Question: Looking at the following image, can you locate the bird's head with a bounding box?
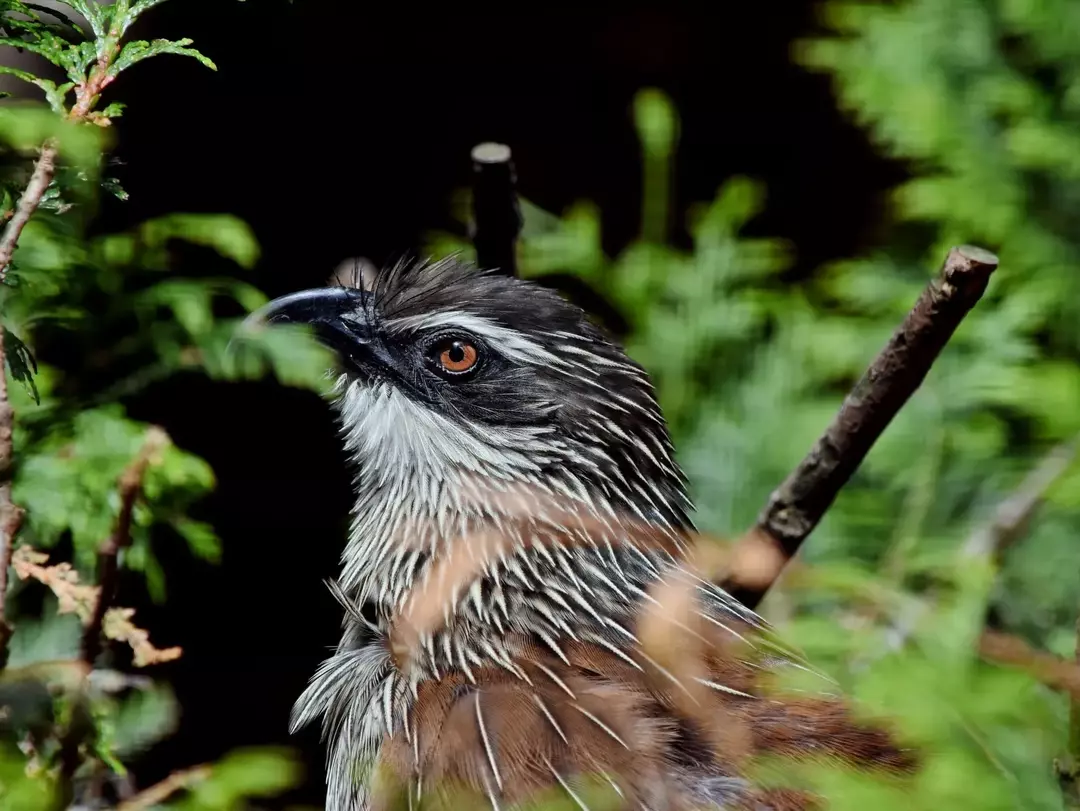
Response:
[252,258,692,557]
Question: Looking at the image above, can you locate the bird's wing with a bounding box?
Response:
[371,630,914,811]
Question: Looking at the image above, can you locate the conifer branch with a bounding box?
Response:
[0,6,130,658]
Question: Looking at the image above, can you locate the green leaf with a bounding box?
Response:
[0,34,66,68]
[139,280,214,336]
[0,5,79,49]
[63,0,107,40]
[110,37,217,76]
[123,533,169,601]
[0,64,51,94]
[109,683,180,758]
[3,327,38,404]
[0,104,106,170]
[101,175,129,201]
[517,196,564,238]
[36,181,73,214]
[4,608,80,668]
[100,101,126,119]
[22,3,87,37]
[40,81,74,115]
[129,0,170,18]
[0,0,39,15]
[170,748,302,811]
[212,319,335,391]
[11,408,213,573]
[137,214,261,269]
[174,518,221,564]
[65,39,97,82]
[0,742,54,807]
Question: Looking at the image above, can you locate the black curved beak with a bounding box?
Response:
[242,286,378,366]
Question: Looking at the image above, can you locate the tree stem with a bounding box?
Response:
[0,325,25,669]
[0,140,58,282]
[723,245,1000,609]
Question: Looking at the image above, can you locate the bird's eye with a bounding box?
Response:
[432,338,480,376]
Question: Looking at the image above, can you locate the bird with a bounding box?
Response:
[248,258,915,811]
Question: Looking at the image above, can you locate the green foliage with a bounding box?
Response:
[795,0,1080,356]
[792,0,1080,627]
[13,396,218,589]
[0,0,215,115]
[0,741,55,806]
[777,4,1080,799]
[167,749,303,811]
[0,103,104,166]
[2,0,1075,806]
[0,1,324,807]
[425,36,1080,801]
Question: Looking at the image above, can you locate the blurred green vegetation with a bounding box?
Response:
[0,1,328,808]
[427,1,1080,808]
[2,0,1080,808]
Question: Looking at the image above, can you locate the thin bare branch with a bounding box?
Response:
[979,629,1080,701]
[115,764,212,811]
[80,426,169,665]
[723,245,1000,609]
[56,427,170,805]
[11,546,183,667]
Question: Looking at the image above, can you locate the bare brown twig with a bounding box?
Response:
[978,630,1080,700]
[10,544,181,668]
[80,427,169,666]
[722,245,1000,609]
[115,764,211,811]
[0,135,60,677]
[54,428,171,806]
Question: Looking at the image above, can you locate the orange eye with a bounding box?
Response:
[437,340,479,374]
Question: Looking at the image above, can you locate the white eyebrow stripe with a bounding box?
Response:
[385,310,569,367]
[556,342,635,371]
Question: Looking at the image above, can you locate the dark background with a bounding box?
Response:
[76,1,904,804]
